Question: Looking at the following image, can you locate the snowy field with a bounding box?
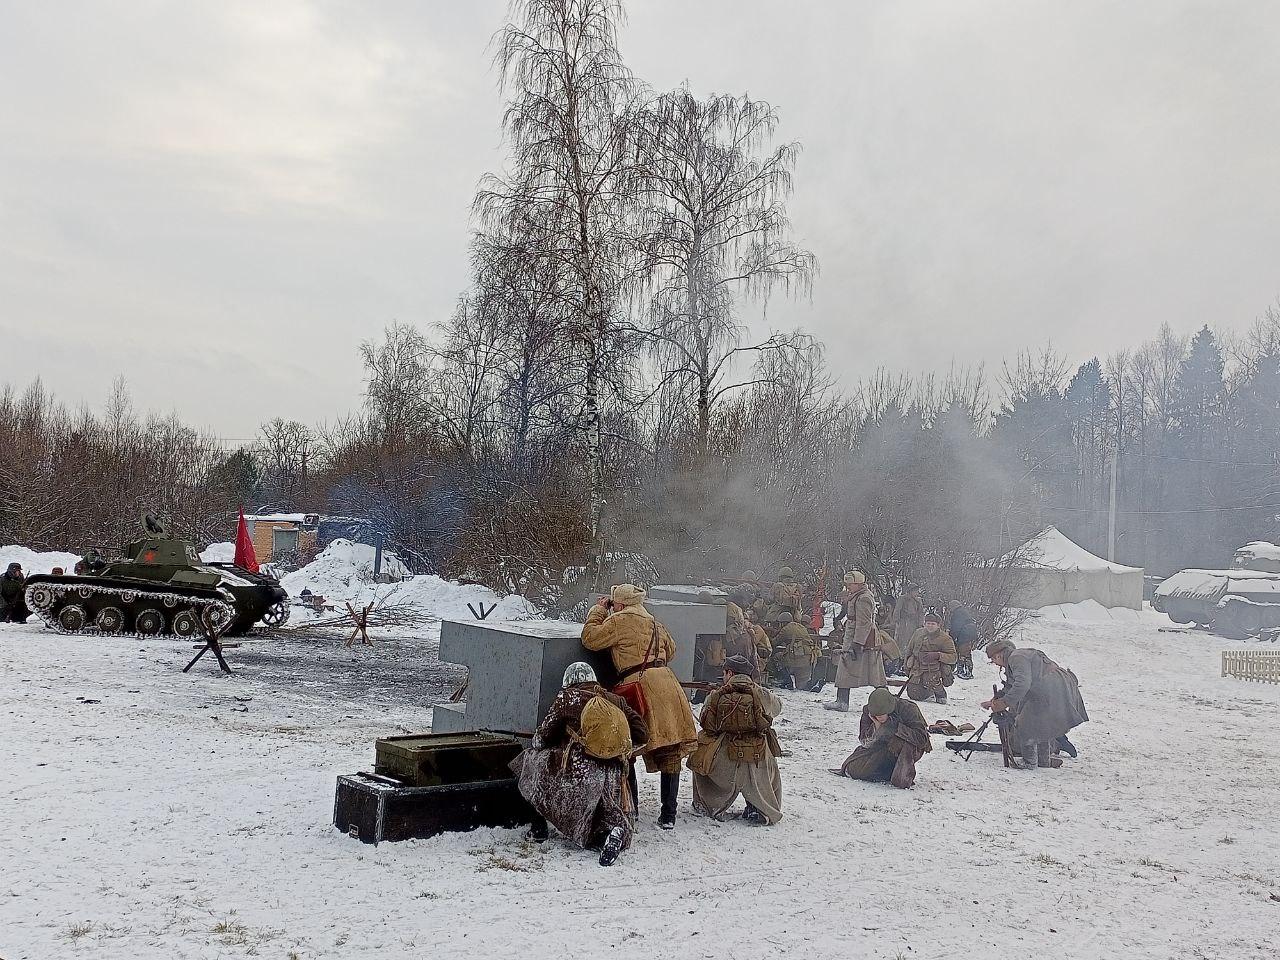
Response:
[3,604,1279,959]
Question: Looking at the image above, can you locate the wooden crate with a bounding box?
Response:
[334,772,534,844]
[373,732,525,787]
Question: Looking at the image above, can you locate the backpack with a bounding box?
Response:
[571,695,633,760]
[713,687,772,735]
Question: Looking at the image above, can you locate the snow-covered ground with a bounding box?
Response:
[3,607,1278,960]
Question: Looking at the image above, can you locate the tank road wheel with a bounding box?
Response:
[135,608,165,636]
[262,600,289,628]
[95,606,125,634]
[26,585,56,612]
[58,604,88,632]
[171,609,200,638]
[163,596,180,609]
[201,603,232,636]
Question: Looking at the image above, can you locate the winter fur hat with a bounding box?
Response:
[723,655,757,679]
[562,661,598,687]
[924,611,942,625]
[986,639,1016,661]
[866,687,896,717]
[844,571,866,585]
[774,610,794,624]
[610,583,647,608]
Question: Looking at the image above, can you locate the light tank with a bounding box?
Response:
[23,514,290,638]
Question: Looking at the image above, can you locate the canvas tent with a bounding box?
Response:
[1005,526,1144,611]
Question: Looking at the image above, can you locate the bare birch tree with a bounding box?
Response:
[476,0,640,545]
[634,88,816,457]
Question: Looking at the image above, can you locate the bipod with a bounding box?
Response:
[960,714,994,761]
[183,619,233,676]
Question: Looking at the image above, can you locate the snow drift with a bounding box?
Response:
[282,539,536,622]
[0,545,82,575]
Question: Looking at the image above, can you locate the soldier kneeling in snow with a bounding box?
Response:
[510,662,648,866]
[832,687,932,788]
[689,655,784,825]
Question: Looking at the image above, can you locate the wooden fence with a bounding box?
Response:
[1221,649,1280,684]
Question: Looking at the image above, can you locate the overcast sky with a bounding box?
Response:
[2,0,1278,437]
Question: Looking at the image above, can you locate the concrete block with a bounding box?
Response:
[432,618,609,737]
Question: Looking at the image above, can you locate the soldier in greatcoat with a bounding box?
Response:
[689,656,784,825]
[582,584,698,828]
[981,639,1088,770]
[824,571,885,711]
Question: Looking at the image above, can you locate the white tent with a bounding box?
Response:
[1005,526,1144,611]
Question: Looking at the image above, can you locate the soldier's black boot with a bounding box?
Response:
[598,827,626,866]
[742,803,768,826]
[658,772,679,829]
[526,816,549,842]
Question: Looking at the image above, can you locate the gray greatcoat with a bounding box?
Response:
[834,589,886,689]
[996,647,1089,744]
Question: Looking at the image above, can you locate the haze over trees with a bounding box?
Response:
[2,1,1278,600]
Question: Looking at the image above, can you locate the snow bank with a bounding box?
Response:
[281,539,410,597]
[199,541,235,564]
[1032,598,1144,621]
[282,539,536,621]
[0,545,81,575]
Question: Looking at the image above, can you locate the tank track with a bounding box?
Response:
[24,580,235,640]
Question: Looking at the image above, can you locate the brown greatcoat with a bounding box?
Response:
[689,675,784,824]
[903,626,958,699]
[892,593,925,649]
[992,647,1089,745]
[835,588,886,689]
[839,697,932,788]
[582,603,698,772]
[511,683,648,850]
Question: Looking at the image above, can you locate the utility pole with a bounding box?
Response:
[1108,444,1119,563]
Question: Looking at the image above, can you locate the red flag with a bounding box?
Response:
[234,508,259,573]
[810,565,827,632]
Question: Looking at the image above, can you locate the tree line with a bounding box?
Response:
[2,1,1278,605]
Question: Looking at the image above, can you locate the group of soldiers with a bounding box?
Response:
[696,568,982,711]
[512,574,1088,867]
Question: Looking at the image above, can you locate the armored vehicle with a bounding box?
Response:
[23,515,289,638]
[1153,567,1280,636]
